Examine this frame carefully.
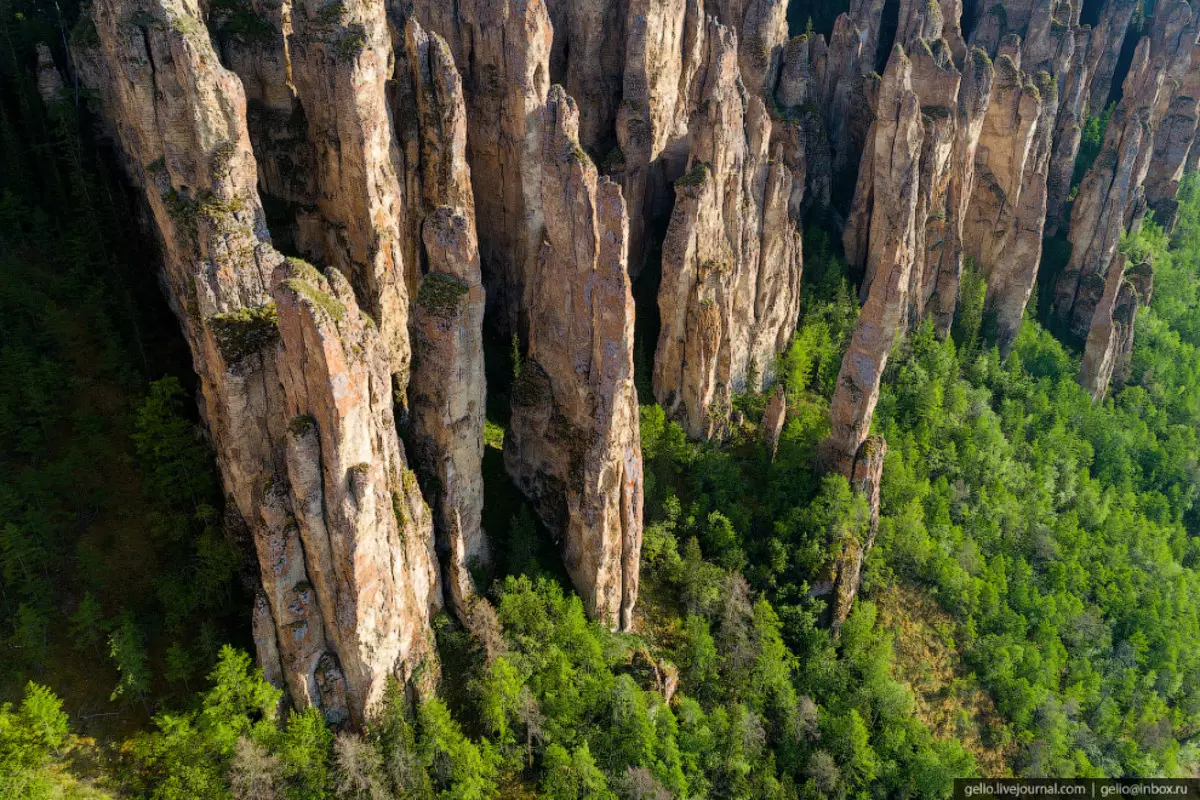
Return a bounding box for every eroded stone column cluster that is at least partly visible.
[75,0,439,725]
[809,0,1200,620]
[72,0,1200,682]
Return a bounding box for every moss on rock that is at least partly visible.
[209,303,279,363]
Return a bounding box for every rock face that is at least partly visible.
[616,0,707,274]
[35,43,64,107]
[761,384,787,462]
[1080,253,1154,400]
[545,0,629,152]
[505,87,643,632]
[1055,1,1197,339]
[399,20,489,617]
[826,47,922,477]
[76,0,439,725]
[274,258,441,720]
[286,0,413,384]
[652,18,803,440]
[405,0,553,337]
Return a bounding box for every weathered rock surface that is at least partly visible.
[761,384,787,463]
[286,0,411,384]
[616,0,707,274]
[825,47,922,476]
[76,0,439,725]
[1142,37,1200,229]
[274,259,441,719]
[207,0,319,249]
[505,87,643,631]
[545,0,629,152]
[653,19,803,440]
[398,20,489,618]
[35,43,64,108]
[405,0,553,337]
[1055,0,1197,338]
[1080,252,1154,400]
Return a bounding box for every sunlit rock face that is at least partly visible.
[505,87,644,632]
[77,0,439,726]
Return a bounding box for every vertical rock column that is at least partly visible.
[208,0,321,253]
[505,87,644,632]
[1079,250,1153,401]
[652,19,803,440]
[405,0,553,336]
[1052,0,1196,338]
[545,0,629,152]
[616,0,707,275]
[399,20,489,617]
[274,258,441,721]
[76,0,440,725]
[1142,41,1200,229]
[960,51,1046,351]
[287,0,411,383]
[824,47,923,476]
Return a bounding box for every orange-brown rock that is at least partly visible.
[76,0,439,726]
[287,0,411,383]
[826,46,922,477]
[1080,253,1154,400]
[653,19,803,440]
[398,20,489,618]
[505,87,643,631]
[404,0,553,336]
[761,384,787,462]
[274,259,440,720]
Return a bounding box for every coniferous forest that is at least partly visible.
[2,0,1199,798]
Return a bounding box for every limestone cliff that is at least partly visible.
[652,18,803,440]
[826,47,922,477]
[398,20,489,617]
[405,0,553,337]
[1055,0,1197,340]
[1079,253,1154,401]
[76,0,439,725]
[505,87,643,631]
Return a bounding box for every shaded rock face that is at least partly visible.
[963,55,1056,354]
[545,0,629,152]
[616,0,708,274]
[76,0,438,726]
[207,0,320,253]
[1143,39,1200,230]
[761,384,787,462]
[825,48,922,477]
[35,43,64,107]
[1079,253,1154,401]
[505,87,643,632]
[398,20,489,618]
[652,19,803,440]
[405,0,553,337]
